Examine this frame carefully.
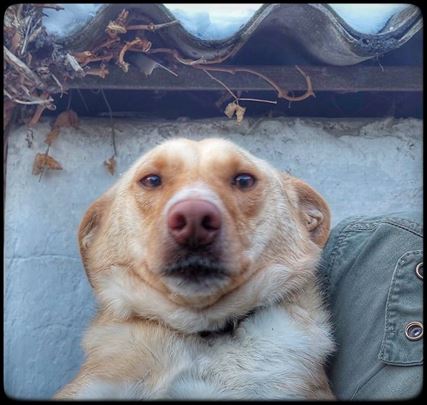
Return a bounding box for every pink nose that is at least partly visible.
[167,199,222,247]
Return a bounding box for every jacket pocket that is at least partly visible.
[378,250,423,366]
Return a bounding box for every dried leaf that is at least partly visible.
[106,9,129,38]
[11,31,22,53]
[235,104,246,125]
[32,153,63,175]
[224,101,246,124]
[106,22,127,36]
[44,127,60,145]
[53,110,79,129]
[224,101,238,119]
[104,155,116,175]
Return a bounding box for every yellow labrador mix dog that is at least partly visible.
[56,138,334,400]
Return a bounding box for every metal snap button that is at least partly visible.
[405,321,423,341]
[415,262,423,280]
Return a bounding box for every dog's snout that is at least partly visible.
[168,199,221,247]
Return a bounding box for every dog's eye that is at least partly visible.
[232,173,256,189]
[140,174,162,188]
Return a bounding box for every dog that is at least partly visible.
[55,137,334,400]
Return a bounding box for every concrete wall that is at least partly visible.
[4,116,422,399]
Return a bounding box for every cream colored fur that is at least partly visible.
[55,138,335,400]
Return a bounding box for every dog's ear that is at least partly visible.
[78,193,112,286]
[283,175,331,248]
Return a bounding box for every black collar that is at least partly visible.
[198,309,257,338]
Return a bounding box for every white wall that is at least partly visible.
[4,116,422,399]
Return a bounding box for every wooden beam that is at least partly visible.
[66,65,422,92]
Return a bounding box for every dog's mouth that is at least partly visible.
[161,255,229,289]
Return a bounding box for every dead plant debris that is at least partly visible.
[4,5,316,180]
[104,155,117,175]
[32,152,63,175]
[224,101,246,124]
[53,110,80,129]
[44,127,60,146]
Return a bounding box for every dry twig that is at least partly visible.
[148,45,314,101]
[148,46,234,66]
[126,20,179,31]
[73,51,113,67]
[51,73,64,95]
[44,127,60,146]
[85,64,110,79]
[4,45,45,88]
[147,48,205,66]
[20,13,34,56]
[92,38,120,53]
[28,92,53,127]
[202,70,277,105]
[118,37,151,72]
[100,89,117,158]
[203,69,238,100]
[195,64,314,102]
[4,90,53,105]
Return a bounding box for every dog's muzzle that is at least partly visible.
[161,255,229,286]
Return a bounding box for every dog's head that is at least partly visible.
[79,138,330,332]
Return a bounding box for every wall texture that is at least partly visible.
[4,116,422,399]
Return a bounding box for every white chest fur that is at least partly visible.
[76,305,334,400]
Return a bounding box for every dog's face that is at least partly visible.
[79,138,330,332]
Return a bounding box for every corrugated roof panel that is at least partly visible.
[46,3,422,66]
